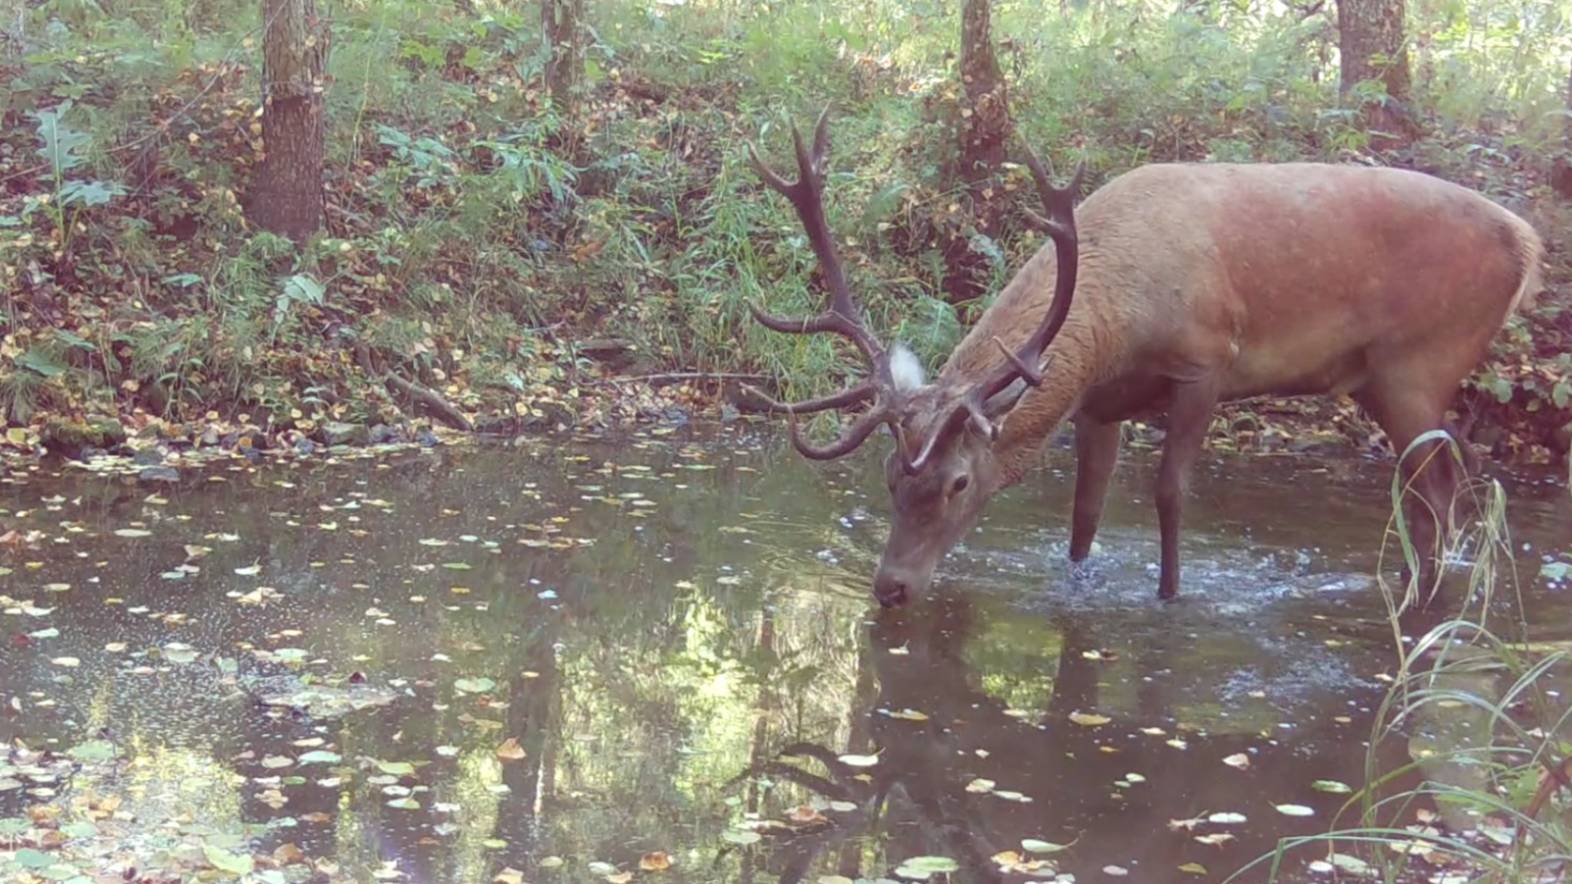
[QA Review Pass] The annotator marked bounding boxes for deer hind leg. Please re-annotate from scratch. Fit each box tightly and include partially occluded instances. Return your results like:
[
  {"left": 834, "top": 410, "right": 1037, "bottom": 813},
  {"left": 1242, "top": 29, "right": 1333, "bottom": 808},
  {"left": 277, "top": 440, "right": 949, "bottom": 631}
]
[
  {"left": 1155, "top": 378, "right": 1222, "bottom": 601},
  {"left": 1070, "top": 417, "right": 1122, "bottom": 563},
  {"left": 1355, "top": 380, "right": 1464, "bottom": 608}
]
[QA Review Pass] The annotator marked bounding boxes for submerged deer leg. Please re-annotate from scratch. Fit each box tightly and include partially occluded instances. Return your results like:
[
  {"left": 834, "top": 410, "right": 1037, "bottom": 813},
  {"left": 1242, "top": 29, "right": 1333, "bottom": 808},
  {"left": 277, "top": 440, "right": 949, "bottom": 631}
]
[
  {"left": 1155, "top": 378, "right": 1221, "bottom": 601},
  {"left": 1355, "top": 380, "right": 1461, "bottom": 608},
  {"left": 1070, "top": 417, "right": 1122, "bottom": 562}
]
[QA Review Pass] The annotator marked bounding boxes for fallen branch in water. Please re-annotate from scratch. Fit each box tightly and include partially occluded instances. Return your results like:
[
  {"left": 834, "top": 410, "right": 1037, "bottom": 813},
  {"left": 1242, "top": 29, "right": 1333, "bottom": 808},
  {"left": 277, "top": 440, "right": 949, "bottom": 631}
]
[{"left": 355, "top": 344, "right": 473, "bottom": 432}]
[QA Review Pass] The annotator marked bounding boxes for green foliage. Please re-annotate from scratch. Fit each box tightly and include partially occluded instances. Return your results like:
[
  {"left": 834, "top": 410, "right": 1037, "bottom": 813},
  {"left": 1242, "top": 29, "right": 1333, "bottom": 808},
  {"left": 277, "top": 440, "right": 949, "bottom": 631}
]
[{"left": 0, "top": 0, "right": 1569, "bottom": 449}]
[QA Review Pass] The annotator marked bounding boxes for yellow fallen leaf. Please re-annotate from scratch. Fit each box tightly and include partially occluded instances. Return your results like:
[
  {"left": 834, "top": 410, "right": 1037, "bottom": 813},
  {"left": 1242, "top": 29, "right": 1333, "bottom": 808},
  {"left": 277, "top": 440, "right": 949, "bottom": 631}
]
[
  {"left": 1069, "top": 711, "right": 1110, "bottom": 726},
  {"left": 495, "top": 738, "right": 526, "bottom": 761},
  {"left": 638, "top": 851, "right": 672, "bottom": 871}
]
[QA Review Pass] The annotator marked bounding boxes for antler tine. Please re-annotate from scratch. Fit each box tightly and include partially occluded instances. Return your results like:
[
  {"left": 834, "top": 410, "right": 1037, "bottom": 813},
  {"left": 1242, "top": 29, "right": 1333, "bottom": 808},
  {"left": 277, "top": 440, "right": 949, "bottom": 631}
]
[
  {"left": 898, "top": 140, "right": 1084, "bottom": 474},
  {"left": 787, "top": 405, "right": 892, "bottom": 460},
  {"left": 744, "top": 107, "right": 883, "bottom": 362},
  {"left": 740, "top": 380, "right": 876, "bottom": 416},
  {"left": 975, "top": 141, "right": 1082, "bottom": 403}
]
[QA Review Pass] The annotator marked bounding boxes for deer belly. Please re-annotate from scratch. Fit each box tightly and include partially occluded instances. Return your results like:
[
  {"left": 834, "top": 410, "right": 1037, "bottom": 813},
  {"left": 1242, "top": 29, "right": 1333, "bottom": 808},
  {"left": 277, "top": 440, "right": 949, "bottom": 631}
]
[{"left": 1222, "top": 347, "right": 1370, "bottom": 401}]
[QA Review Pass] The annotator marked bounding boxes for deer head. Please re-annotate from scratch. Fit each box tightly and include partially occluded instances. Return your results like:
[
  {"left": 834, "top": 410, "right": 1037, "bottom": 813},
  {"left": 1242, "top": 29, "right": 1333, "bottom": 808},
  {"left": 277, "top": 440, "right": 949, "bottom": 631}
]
[{"left": 743, "top": 108, "right": 1082, "bottom": 607}]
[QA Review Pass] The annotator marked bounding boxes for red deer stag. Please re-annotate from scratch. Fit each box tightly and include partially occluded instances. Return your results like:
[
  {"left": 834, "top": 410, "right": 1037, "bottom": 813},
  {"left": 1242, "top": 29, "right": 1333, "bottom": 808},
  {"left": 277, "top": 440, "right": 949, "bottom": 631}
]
[{"left": 743, "top": 109, "right": 1544, "bottom": 608}]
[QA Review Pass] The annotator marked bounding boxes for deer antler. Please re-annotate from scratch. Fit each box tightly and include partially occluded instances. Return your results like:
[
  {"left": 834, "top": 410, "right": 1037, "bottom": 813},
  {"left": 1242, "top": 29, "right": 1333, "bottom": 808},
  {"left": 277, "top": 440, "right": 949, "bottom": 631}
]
[
  {"left": 899, "top": 140, "right": 1083, "bottom": 475},
  {"left": 741, "top": 107, "right": 906, "bottom": 461}
]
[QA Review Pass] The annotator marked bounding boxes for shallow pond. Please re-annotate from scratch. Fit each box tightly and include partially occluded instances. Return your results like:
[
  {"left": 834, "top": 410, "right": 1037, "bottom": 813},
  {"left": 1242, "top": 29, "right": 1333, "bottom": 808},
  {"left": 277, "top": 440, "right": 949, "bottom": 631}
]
[{"left": 2, "top": 426, "right": 1569, "bottom": 884}]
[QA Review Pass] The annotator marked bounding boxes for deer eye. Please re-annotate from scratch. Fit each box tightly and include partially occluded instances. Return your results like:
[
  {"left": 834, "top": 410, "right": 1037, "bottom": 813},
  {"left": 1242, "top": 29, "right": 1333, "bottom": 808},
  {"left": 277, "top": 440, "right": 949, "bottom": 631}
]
[{"left": 948, "top": 475, "right": 970, "bottom": 497}]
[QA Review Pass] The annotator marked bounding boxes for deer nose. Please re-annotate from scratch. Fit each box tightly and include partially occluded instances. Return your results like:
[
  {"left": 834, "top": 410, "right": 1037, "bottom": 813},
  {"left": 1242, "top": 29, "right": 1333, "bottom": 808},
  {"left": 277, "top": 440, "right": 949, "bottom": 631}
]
[{"left": 873, "top": 572, "right": 910, "bottom": 608}]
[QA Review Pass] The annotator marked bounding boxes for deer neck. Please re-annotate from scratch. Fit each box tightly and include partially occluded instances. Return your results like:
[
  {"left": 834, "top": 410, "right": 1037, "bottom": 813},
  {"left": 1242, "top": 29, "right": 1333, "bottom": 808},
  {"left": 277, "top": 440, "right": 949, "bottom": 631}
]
[{"left": 956, "top": 318, "right": 1104, "bottom": 491}]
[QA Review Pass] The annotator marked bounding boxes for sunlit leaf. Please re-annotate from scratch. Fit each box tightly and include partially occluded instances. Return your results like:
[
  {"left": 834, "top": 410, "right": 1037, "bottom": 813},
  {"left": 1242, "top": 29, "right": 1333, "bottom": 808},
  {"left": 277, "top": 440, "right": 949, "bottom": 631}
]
[{"left": 1274, "top": 803, "right": 1314, "bottom": 817}]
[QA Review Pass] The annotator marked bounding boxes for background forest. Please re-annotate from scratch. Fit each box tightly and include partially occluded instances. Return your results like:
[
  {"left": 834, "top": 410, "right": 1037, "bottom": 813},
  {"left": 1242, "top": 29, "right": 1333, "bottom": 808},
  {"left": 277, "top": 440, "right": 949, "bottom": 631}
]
[{"left": 2, "top": 0, "right": 1571, "bottom": 461}]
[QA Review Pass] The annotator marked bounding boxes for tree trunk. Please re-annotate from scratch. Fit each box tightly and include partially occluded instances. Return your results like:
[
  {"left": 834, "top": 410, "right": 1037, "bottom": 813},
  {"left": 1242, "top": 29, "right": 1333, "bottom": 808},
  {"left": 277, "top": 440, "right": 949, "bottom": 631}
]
[
  {"left": 1552, "top": 55, "right": 1572, "bottom": 199},
  {"left": 958, "top": 0, "right": 1010, "bottom": 184},
  {"left": 1337, "top": 0, "right": 1418, "bottom": 139},
  {"left": 542, "top": 0, "right": 586, "bottom": 114},
  {"left": 249, "top": 0, "right": 327, "bottom": 243}
]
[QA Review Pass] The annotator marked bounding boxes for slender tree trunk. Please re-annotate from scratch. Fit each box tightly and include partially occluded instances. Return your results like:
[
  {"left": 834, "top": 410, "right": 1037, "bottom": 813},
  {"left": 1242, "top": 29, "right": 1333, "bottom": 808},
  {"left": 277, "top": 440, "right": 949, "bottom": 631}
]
[
  {"left": 1337, "top": 0, "right": 1418, "bottom": 139},
  {"left": 542, "top": 0, "right": 586, "bottom": 114},
  {"left": 1552, "top": 55, "right": 1572, "bottom": 199},
  {"left": 249, "top": 0, "right": 327, "bottom": 243},
  {"left": 958, "top": 0, "right": 1010, "bottom": 184}
]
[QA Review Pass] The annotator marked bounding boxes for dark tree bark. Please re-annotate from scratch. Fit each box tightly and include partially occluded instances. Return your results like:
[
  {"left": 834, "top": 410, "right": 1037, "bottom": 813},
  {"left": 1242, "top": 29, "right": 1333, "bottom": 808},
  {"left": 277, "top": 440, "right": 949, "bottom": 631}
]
[
  {"left": 248, "top": 0, "right": 328, "bottom": 243},
  {"left": 1552, "top": 56, "right": 1572, "bottom": 199},
  {"left": 542, "top": 0, "right": 586, "bottom": 114},
  {"left": 1337, "top": 0, "right": 1418, "bottom": 139},
  {"left": 957, "top": 0, "right": 1010, "bottom": 184}
]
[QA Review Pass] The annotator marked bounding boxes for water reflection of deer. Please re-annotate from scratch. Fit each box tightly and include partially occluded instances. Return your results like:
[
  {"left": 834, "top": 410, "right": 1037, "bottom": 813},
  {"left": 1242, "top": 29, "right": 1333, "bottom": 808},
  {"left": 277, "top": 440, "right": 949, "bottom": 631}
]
[{"left": 752, "top": 593, "right": 1404, "bottom": 883}]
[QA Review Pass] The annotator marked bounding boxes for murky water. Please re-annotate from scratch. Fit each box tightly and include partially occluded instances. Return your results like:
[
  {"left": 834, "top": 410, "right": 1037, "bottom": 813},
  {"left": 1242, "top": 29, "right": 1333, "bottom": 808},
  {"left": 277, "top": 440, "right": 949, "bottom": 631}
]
[{"left": 2, "top": 426, "right": 1568, "bottom": 883}]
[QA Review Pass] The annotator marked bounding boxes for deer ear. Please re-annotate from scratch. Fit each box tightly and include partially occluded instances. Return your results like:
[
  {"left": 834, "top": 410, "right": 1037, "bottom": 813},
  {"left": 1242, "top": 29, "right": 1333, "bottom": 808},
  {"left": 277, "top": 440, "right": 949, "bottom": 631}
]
[{"left": 982, "top": 376, "right": 1030, "bottom": 419}]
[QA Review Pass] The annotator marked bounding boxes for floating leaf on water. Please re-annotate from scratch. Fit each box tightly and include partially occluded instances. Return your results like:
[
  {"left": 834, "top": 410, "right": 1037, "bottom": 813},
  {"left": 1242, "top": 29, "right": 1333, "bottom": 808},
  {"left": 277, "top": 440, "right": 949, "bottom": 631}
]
[
  {"left": 235, "top": 563, "right": 262, "bottom": 576},
  {"left": 113, "top": 528, "right": 152, "bottom": 538},
  {"left": 1222, "top": 752, "right": 1250, "bottom": 770},
  {"left": 66, "top": 740, "right": 115, "bottom": 762},
  {"left": 28, "top": 627, "right": 59, "bottom": 639},
  {"left": 894, "top": 855, "right": 960, "bottom": 879},
  {"left": 1022, "top": 838, "right": 1071, "bottom": 854},
  {"left": 376, "top": 760, "right": 416, "bottom": 776},
  {"left": 204, "top": 844, "right": 255, "bottom": 875},
  {"left": 722, "top": 829, "right": 761, "bottom": 845},
  {"left": 298, "top": 750, "right": 341, "bottom": 765},
  {"left": 1207, "top": 811, "right": 1247, "bottom": 825},
  {"left": 455, "top": 677, "right": 496, "bottom": 694},
  {"left": 51, "top": 656, "right": 80, "bottom": 667},
  {"left": 1177, "top": 862, "right": 1208, "bottom": 875},
  {"left": 638, "top": 851, "right": 673, "bottom": 871},
  {"left": 441, "top": 562, "right": 472, "bottom": 571},
  {"left": 1275, "top": 803, "right": 1315, "bottom": 817},
  {"left": 435, "top": 745, "right": 459, "bottom": 757},
  {"left": 1068, "top": 711, "right": 1111, "bottom": 726},
  {"left": 493, "top": 869, "right": 526, "bottom": 884},
  {"left": 837, "top": 752, "right": 880, "bottom": 767},
  {"left": 1328, "top": 853, "right": 1374, "bottom": 876},
  {"left": 1194, "top": 832, "right": 1235, "bottom": 846},
  {"left": 1103, "top": 865, "right": 1129, "bottom": 877},
  {"left": 387, "top": 797, "right": 420, "bottom": 810},
  {"left": 964, "top": 777, "right": 996, "bottom": 793},
  {"left": 1311, "top": 779, "right": 1352, "bottom": 794},
  {"left": 164, "top": 643, "right": 198, "bottom": 664}
]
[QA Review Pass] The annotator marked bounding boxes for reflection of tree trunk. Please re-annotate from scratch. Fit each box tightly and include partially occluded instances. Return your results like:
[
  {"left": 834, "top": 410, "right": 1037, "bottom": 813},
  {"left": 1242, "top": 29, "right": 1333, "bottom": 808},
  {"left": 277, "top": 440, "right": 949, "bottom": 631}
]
[
  {"left": 249, "top": 0, "right": 327, "bottom": 242},
  {"left": 493, "top": 627, "right": 562, "bottom": 872},
  {"left": 739, "top": 606, "right": 776, "bottom": 884},
  {"left": 832, "top": 634, "right": 879, "bottom": 880},
  {"left": 1337, "top": 0, "right": 1419, "bottom": 142},
  {"left": 1045, "top": 616, "right": 1099, "bottom": 720}
]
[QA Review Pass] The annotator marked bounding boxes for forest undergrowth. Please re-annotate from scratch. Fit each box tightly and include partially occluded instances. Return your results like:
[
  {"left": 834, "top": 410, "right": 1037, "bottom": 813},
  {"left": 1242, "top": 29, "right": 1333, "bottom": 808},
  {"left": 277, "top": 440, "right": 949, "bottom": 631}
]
[{"left": 2, "top": 0, "right": 1570, "bottom": 466}]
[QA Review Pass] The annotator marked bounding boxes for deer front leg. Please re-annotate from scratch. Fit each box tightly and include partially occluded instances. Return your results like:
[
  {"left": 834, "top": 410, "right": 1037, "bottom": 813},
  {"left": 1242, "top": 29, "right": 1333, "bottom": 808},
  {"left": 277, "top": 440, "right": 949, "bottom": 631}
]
[
  {"left": 1155, "top": 378, "right": 1220, "bottom": 600},
  {"left": 1070, "top": 417, "right": 1122, "bottom": 562}
]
